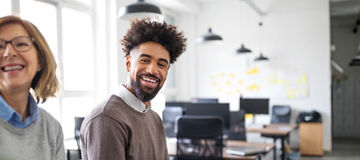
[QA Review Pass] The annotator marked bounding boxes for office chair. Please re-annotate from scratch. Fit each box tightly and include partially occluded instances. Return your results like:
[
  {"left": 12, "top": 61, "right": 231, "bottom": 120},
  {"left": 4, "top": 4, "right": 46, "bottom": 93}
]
[
  {"left": 263, "top": 105, "right": 292, "bottom": 160},
  {"left": 271, "top": 105, "right": 291, "bottom": 124},
  {"left": 162, "top": 107, "right": 184, "bottom": 137},
  {"left": 176, "top": 116, "right": 223, "bottom": 160},
  {"left": 74, "top": 117, "right": 85, "bottom": 159},
  {"left": 228, "top": 110, "right": 246, "bottom": 141}
]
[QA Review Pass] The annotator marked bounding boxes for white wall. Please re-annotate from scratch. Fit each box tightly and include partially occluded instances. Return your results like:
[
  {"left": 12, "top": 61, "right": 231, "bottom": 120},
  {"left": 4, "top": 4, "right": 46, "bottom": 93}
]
[{"left": 175, "top": 0, "right": 332, "bottom": 151}]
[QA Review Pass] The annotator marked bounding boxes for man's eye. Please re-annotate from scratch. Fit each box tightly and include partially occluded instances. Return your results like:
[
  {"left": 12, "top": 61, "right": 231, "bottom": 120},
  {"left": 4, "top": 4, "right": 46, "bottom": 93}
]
[
  {"left": 158, "top": 62, "right": 168, "bottom": 68},
  {"left": 140, "top": 59, "right": 150, "bottom": 63}
]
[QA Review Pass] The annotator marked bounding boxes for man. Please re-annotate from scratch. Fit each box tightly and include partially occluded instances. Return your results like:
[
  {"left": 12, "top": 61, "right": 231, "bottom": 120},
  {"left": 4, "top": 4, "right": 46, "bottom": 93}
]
[{"left": 80, "top": 19, "right": 186, "bottom": 160}]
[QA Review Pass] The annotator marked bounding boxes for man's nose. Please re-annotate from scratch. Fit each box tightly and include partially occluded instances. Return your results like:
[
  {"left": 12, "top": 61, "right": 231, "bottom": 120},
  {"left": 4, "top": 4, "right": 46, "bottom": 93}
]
[{"left": 146, "top": 62, "right": 158, "bottom": 75}]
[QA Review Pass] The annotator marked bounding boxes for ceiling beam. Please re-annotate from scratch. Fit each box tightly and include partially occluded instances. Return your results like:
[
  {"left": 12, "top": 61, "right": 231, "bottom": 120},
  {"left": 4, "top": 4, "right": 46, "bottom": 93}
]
[{"left": 242, "top": 0, "right": 266, "bottom": 16}]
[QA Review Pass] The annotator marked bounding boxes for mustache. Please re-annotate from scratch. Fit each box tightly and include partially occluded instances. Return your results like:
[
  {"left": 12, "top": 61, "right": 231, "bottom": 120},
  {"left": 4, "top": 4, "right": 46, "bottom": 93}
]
[{"left": 138, "top": 73, "right": 160, "bottom": 81}]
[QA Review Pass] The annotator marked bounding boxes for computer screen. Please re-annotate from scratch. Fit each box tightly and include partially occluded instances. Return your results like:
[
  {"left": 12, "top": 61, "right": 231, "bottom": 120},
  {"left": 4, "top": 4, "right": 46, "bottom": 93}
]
[
  {"left": 191, "top": 98, "right": 219, "bottom": 103},
  {"left": 239, "top": 98, "right": 269, "bottom": 114},
  {"left": 185, "top": 103, "right": 230, "bottom": 129}
]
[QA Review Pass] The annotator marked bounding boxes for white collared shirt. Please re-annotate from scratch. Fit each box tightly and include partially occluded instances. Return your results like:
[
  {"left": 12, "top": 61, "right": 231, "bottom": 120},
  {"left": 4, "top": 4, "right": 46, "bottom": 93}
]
[{"left": 113, "top": 85, "right": 151, "bottom": 113}]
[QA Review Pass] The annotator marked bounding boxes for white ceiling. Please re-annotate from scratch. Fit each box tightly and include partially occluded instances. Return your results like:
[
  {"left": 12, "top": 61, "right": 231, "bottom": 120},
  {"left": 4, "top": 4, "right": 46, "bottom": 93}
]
[{"left": 190, "top": 0, "right": 360, "bottom": 16}]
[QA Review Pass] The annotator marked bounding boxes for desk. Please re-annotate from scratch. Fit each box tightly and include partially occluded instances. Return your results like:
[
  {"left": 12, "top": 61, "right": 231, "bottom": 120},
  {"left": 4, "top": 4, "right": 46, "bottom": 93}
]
[
  {"left": 167, "top": 138, "right": 274, "bottom": 160},
  {"left": 247, "top": 124, "right": 297, "bottom": 160}
]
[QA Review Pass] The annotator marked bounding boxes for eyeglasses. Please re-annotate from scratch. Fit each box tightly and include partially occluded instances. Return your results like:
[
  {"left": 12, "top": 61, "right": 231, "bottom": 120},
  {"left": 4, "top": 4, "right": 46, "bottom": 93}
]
[{"left": 0, "top": 36, "right": 34, "bottom": 54}]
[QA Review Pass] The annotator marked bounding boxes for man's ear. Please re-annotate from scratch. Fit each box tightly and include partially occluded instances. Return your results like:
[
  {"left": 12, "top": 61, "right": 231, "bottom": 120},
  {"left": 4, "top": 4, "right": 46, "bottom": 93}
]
[{"left": 125, "top": 56, "right": 131, "bottom": 72}]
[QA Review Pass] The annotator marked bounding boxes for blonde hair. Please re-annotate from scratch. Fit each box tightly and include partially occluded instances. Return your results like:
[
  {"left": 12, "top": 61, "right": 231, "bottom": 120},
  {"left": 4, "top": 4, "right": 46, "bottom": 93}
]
[{"left": 0, "top": 15, "right": 59, "bottom": 103}]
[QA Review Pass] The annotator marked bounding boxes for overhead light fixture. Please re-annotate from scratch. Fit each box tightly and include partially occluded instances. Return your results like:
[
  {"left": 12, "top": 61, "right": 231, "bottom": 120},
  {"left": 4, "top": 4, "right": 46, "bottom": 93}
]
[
  {"left": 254, "top": 53, "right": 269, "bottom": 61},
  {"left": 236, "top": 44, "right": 252, "bottom": 53},
  {"left": 254, "top": 21, "right": 269, "bottom": 62},
  {"left": 349, "top": 49, "right": 360, "bottom": 66},
  {"left": 236, "top": 1, "right": 251, "bottom": 54},
  {"left": 198, "top": 28, "right": 223, "bottom": 43},
  {"left": 118, "top": 0, "right": 164, "bottom": 21}
]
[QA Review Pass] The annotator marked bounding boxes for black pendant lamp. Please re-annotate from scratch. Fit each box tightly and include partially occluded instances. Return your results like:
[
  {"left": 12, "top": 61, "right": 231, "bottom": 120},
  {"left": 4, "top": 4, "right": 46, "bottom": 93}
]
[
  {"left": 236, "top": 44, "right": 252, "bottom": 54},
  {"left": 349, "top": 50, "right": 360, "bottom": 66},
  {"left": 198, "top": 28, "right": 223, "bottom": 43},
  {"left": 236, "top": 2, "right": 251, "bottom": 54},
  {"left": 254, "top": 53, "right": 269, "bottom": 61},
  {"left": 118, "top": 0, "right": 164, "bottom": 21},
  {"left": 254, "top": 22, "right": 268, "bottom": 61}
]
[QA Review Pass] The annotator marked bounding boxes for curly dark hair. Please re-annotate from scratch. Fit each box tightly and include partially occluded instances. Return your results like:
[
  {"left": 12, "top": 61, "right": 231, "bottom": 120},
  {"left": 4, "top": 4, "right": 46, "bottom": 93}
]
[{"left": 121, "top": 19, "right": 187, "bottom": 64}]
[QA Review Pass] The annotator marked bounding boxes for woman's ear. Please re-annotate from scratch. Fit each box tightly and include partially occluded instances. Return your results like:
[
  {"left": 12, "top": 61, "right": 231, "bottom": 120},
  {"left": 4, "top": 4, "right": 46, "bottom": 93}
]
[{"left": 37, "top": 63, "right": 42, "bottom": 72}]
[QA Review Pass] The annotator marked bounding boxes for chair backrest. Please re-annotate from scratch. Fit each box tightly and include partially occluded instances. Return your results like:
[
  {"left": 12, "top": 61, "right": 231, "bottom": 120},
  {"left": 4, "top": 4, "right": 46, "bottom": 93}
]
[
  {"left": 162, "top": 107, "right": 184, "bottom": 137},
  {"left": 176, "top": 116, "right": 223, "bottom": 160},
  {"left": 74, "top": 117, "right": 85, "bottom": 159},
  {"left": 271, "top": 105, "right": 291, "bottom": 123},
  {"left": 228, "top": 110, "right": 246, "bottom": 141}
]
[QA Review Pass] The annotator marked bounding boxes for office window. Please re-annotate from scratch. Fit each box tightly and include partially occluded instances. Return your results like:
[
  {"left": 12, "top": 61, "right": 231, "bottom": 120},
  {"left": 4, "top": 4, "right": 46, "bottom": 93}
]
[
  {"left": 62, "top": 8, "right": 94, "bottom": 91},
  {"left": 0, "top": 0, "right": 11, "bottom": 17},
  {"left": 16, "top": 0, "right": 98, "bottom": 139},
  {"left": 75, "top": 0, "right": 92, "bottom": 5},
  {"left": 20, "top": 0, "right": 58, "bottom": 61}
]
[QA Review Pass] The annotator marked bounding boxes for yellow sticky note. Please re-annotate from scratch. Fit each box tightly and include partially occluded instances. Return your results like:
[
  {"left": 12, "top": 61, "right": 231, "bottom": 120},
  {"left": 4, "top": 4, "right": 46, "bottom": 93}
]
[
  {"left": 237, "top": 80, "right": 244, "bottom": 85},
  {"left": 235, "top": 89, "right": 242, "bottom": 94},
  {"left": 245, "top": 114, "right": 253, "bottom": 120},
  {"left": 211, "top": 82, "right": 218, "bottom": 86},
  {"left": 246, "top": 84, "right": 259, "bottom": 91},
  {"left": 286, "top": 88, "right": 294, "bottom": 99},
  {"left": 226, "top": 81, "right": 232, "bottom": 86},
  {"left": 247, "top": 68, "right": 259, "bottom": 74}
]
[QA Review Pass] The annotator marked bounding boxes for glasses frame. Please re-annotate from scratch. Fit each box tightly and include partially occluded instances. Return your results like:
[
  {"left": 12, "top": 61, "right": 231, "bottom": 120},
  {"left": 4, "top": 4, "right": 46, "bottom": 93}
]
[{"left": 0, "top": 36, "right": 35, "bottom": 53}]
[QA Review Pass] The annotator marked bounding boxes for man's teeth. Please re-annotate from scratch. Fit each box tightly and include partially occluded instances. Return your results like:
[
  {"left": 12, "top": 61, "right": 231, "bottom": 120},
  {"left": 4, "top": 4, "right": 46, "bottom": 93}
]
[
  {"left": 142, "top": 77, "right": 157, "bottom": 83},
  {"left": 3, "top": 65, "right": 23, "bottom": 71}
]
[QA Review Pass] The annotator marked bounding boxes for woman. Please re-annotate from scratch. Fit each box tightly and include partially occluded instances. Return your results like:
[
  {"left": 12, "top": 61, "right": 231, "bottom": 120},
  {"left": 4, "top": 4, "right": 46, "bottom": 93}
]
[{"left": 0, "top": 16, "right": 65, "bottom": 160}]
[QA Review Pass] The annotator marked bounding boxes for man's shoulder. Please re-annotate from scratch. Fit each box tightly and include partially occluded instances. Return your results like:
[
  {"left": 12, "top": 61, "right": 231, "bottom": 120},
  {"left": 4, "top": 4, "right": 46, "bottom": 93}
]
[{"left": 81, "top": 95, "right": 129, "bottom": 127}]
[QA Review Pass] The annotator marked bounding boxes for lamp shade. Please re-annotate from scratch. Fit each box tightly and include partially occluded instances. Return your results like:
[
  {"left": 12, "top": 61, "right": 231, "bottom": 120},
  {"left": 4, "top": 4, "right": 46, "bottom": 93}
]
[
  {"left": 254, "top": 53, "right": 269, "bottom": 61},
  {"left": 198, "top": 28, "right": 223, "bottom": 42},
  {"left": 236, "top": 44, "right": 252, "bottom": 54},
  {"left": 118, "top": 0, "right": 164, "bottom": 21}
]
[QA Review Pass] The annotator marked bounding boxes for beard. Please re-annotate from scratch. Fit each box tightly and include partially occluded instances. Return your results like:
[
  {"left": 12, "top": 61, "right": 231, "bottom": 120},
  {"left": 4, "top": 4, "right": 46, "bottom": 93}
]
[{"left": 131, "top": 73, "right": 162, "bottom": 102}]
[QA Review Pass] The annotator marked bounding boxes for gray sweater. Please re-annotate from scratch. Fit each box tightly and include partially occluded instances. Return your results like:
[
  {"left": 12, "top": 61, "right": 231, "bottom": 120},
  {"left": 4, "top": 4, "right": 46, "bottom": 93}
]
[{"left": 0, "top": 108, "right": 65, "bottom": 160}]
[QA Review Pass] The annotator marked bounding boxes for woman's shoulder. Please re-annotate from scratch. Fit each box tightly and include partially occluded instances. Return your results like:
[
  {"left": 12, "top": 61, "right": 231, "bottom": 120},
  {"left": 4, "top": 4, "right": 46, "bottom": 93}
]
[{"left": 38, "top": 108, "right": 62, "bottom": 129}]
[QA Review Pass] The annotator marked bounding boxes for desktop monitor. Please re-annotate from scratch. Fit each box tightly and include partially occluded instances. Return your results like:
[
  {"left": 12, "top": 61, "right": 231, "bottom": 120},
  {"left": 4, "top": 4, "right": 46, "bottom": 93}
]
[
  {"left": 191, "top": 98, "right": 219, "bottom": 103},
  {"left": 185, "top": 103, "right": 230, "bottom": 129},
  {"left": 239, "top": 98, "right": 269, "bottom": 114},
  {"left": 165, "top": 102, "right": 189, "bottom": 108}
]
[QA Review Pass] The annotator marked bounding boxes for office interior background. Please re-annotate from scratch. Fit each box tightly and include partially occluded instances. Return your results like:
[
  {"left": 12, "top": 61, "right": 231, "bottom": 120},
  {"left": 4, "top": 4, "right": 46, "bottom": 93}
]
[{"left": 1, "top": 0, "right": 360, "bottom": 155}]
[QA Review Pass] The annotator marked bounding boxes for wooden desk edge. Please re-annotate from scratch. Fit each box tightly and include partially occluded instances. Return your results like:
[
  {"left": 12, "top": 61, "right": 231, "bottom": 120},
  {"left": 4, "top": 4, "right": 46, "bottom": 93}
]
[{"left": 246, "top": 124, "right": 298, "bottom": 135}]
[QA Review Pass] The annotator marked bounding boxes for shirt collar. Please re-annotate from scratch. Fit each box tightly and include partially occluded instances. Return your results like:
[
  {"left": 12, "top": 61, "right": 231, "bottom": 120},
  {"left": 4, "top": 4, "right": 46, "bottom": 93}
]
[
  {"left": 0, "top": 93, "right": 39, "bottom": 128},
  {"left": 113, "top": 84, "right": 151, "bottom": 113}
]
